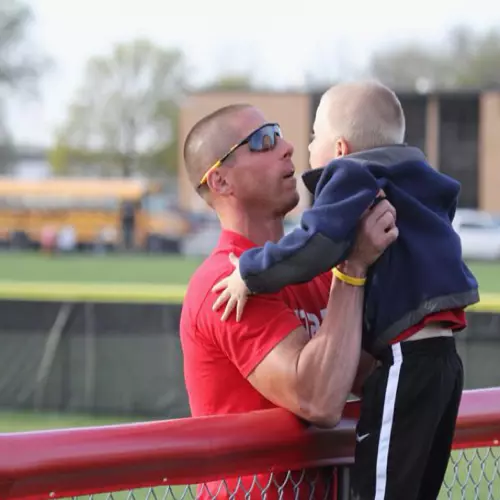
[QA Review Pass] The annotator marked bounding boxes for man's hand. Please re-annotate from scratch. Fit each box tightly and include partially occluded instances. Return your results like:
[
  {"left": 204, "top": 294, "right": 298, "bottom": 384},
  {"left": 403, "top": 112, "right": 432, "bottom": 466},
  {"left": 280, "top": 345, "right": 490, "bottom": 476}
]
[
  {"left": 211, "top": 253, "right": 251, "bottom": 322},
  {"left": 343, "top": 198, "right": 398, "bottom": 276}
]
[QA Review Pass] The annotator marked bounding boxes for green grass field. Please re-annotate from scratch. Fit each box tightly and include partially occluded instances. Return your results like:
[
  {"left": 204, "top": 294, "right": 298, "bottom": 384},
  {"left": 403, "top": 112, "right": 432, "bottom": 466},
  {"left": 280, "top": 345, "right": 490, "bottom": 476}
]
[
  {"left": 0, "top": 251, "right": 202, "bottom": 285},
  {"left": 0, "top": 252, "right": 499, "bottom": 309},
  {"left": 1, "top": 251, "right": 500, "bottom": 295},
  {"left": 0, "top": 410, "right": 135, "bottom": 432},
  {"left": 0, "top": 251, "right": 204, "bottom": 303},
  {"left": 0, "top": 252, "right": 497, "bottom": 290}
]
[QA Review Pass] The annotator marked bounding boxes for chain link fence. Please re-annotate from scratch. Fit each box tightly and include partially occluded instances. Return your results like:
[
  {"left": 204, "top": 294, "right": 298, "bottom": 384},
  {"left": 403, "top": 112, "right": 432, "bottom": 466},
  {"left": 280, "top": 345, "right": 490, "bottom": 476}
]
[
  {"left": 0, "top": 299, "right": 499, "bottom": 420},
  {"left": 47, "top": 447, "right": 499, "bottom": 500},
  {"left": 44, "top": 469, "right": 335, "bottom": 500},
  {"left": 0, "top": 300, "right": 190, "bottom": 418},
  {"left": 442, "top": 447, "right": 500, "bottom": 499}
]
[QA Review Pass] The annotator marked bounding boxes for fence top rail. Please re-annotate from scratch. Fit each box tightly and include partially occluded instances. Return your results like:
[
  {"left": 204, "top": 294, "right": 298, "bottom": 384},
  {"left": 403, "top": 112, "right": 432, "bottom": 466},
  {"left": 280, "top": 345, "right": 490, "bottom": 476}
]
[
  {"left": 0, "top": 387, "right": 499, "bottom": 500},
  {"left": 0, "top": 282, "right": 499, "bottom": 310},
  {"left": 0, "top": 281, "right": 185, "bottom": 304}
]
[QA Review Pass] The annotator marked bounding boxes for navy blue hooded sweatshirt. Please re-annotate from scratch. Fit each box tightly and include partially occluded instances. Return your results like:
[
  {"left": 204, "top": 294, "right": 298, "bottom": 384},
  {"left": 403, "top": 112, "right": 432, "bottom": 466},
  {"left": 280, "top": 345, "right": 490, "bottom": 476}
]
[{"left": 238, "top": 145, "right": 479, "bottom": 355}]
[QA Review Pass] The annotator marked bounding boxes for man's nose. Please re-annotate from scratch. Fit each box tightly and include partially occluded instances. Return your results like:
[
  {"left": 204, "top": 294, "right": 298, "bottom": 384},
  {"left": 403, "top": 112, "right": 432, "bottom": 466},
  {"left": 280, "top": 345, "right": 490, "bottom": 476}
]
[{"left": 280, "top": 138, "right": 294, "bottom": 158}]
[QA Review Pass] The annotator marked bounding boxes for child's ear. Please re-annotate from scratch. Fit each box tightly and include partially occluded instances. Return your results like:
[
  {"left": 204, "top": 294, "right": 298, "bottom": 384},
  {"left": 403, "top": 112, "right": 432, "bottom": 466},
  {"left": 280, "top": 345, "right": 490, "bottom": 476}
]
[{"left": 335, "top": 137, "right": 350, "bottom": 158}]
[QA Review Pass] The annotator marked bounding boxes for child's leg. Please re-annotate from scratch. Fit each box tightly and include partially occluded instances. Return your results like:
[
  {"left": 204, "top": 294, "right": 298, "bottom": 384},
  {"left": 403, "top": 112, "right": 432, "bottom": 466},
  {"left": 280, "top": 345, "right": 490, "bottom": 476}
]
[
  {"left": 351, "top": 337, "right": 463, "bottom": 500},
  {"left": 417, "top": 353, "right": 463, "bottom": 499}
]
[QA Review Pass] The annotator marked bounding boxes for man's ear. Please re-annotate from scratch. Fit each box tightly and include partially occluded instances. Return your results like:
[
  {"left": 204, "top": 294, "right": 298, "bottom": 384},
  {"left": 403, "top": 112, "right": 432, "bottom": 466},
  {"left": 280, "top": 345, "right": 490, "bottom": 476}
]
[{"left": 207, "top": 169, "right": 232, "bottom": 195}]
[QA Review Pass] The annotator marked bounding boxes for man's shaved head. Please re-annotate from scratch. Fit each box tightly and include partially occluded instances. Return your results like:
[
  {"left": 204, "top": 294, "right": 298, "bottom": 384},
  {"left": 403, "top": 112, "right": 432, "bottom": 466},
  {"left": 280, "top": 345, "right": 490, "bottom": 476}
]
[
  {"left": 318, "top": 80, "right": 405, "bottom": 151},
  {"left": 183, "top": 104, "right": 252, "bottom": 193}
]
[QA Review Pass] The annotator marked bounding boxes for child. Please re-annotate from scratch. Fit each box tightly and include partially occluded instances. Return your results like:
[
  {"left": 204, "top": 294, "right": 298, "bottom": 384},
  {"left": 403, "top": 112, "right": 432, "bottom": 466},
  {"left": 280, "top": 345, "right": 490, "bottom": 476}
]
[{"left": 211, "top": 144, "right": 479, "bottom": 500}]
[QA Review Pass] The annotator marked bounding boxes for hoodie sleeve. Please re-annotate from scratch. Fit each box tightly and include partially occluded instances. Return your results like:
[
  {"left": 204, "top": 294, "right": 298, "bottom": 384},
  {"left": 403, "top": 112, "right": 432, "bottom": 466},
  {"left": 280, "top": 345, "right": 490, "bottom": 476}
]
[{"left": 239, "top": 160, "right": 384, "bottom": 294}]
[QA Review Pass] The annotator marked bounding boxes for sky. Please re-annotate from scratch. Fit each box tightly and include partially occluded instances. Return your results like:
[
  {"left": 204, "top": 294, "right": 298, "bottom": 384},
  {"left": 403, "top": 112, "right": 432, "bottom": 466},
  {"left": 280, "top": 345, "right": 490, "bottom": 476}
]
[{"left": 7, "top": 0, "right": 500, "bottom": 147}]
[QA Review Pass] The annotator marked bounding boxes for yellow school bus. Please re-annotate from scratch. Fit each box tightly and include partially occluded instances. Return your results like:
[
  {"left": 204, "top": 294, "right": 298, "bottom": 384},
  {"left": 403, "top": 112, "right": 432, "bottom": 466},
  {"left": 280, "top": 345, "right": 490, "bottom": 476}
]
[{"left": 0, "top": 177, "right": 191, "bottom": 251}]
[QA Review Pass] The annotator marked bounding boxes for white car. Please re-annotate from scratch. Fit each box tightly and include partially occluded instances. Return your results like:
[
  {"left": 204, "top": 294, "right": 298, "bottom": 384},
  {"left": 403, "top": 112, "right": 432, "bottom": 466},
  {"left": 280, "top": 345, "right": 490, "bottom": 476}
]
[
  {"left": 181, "top": 219, "right": 300, "bottom": 257},
  {"left": 181, "top": 225, "right": 221, "bottom": 257},
  {"left": 453, "top": 209, "right": 500, "bottom": 261}
]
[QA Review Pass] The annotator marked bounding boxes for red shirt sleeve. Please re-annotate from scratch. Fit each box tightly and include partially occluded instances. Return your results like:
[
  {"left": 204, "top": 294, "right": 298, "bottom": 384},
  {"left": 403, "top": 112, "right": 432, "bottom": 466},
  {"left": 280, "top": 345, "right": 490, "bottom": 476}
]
[{"left": 197, "top": 288, "right": 302, "bottom": 379}]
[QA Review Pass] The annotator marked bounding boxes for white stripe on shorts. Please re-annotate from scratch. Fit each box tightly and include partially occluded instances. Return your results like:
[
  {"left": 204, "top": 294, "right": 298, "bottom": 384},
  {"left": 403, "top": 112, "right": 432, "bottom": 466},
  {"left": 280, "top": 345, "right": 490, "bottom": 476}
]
[{"left": 374, "top": 343, "right": 403, "bottom": 500}]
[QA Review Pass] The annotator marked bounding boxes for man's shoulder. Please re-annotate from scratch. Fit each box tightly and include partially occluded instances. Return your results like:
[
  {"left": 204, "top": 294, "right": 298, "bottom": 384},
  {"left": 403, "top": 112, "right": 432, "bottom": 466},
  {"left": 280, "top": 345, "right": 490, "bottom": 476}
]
[
  {"left": 185, "top": 249, "right": 233, "bottom": 300},
  {"left": 180, "top": 251, "right": 233, "bottom": 338},
  {"left": 181, "top": 248, "right": 237, "bottom": 324}
]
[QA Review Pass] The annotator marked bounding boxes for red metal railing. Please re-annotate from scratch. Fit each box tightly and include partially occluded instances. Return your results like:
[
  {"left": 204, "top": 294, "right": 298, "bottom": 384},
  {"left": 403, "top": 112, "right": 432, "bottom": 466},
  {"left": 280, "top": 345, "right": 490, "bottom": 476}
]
[{"left": 0, "top": 387, "right": 499, "bottom": 500}]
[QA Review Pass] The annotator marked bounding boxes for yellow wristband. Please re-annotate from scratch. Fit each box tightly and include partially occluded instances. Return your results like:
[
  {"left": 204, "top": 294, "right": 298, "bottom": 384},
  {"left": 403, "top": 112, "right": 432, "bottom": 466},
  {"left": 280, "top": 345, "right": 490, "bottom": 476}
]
[{"left": 332, "top": 267, "right": 366, "bottom": 286}]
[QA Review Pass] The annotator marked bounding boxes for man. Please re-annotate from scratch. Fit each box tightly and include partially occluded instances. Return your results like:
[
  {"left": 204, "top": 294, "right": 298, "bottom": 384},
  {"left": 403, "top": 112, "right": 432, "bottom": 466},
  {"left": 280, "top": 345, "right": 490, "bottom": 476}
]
[
  {"left": 120, "top": 200, "right": 136, "bottom": 250},
  {"left": 180, "top": 102, "right": 398, "bottom": 499},
  {"left": 211, "top": 82, "right": 472, "bottom": 500}
]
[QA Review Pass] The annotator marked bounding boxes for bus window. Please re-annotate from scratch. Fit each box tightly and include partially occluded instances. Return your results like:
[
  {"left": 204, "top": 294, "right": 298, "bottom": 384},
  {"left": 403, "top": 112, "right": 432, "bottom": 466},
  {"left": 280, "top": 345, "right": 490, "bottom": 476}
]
[{"left": 142, "top": 193, "right": 166, "bottom": 214}]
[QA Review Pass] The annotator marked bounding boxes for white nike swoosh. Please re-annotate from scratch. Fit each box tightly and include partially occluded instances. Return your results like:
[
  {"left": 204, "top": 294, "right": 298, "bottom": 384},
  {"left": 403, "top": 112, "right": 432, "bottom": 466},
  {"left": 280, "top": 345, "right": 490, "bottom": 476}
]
[{"left": 356, "top": 433, "right": 370, "bottom": 442}]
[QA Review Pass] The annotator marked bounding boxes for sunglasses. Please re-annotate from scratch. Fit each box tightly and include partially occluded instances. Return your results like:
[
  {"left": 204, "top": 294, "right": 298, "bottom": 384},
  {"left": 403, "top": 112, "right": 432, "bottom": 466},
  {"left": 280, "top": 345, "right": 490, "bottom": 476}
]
[{"left": 198, "top": 123, "right": 282, "bottom": 187}]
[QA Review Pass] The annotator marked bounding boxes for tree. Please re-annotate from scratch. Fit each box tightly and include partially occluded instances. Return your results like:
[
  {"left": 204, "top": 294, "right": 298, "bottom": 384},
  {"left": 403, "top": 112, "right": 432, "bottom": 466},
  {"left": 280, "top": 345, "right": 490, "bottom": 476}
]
[
  {"left": 449, "top": 27, "right": 500, "bottom": 87},
  {"left": 202, "top": 73, "right": 253, "bottom": 91},
  {"left": 0, "top": 101, "right": 14, "bottom": 173},
  {"left": 0, "top": 0, "right": 48, "bottom": 166},
  {"left": 51, "top": 39, "right": 187, "bottom": 177},
  {"left": 369, "top": 44, "right": 449, "bottom": 91},
  {"left": 0, "top": 0, "right": 47, "bottom": 95},
  {"left": 368, "top": 26, "right": 500, "bottom": 90}
]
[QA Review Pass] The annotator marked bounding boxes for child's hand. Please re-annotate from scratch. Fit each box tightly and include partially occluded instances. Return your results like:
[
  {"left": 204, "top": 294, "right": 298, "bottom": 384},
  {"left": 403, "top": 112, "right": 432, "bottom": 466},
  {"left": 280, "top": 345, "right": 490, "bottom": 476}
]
[{"left": 211, "top": 253, "right": 250, "bottom": 322}]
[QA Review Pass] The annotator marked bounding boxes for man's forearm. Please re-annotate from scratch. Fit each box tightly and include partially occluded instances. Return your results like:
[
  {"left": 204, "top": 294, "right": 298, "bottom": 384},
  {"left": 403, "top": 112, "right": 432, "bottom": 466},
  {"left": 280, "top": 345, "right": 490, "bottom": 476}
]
[
  {"left": 351, "top": 351, "right": 378, "bottom": 398},
  {"left": 295, "top": 265, "right": 365, "bottom": 427}
]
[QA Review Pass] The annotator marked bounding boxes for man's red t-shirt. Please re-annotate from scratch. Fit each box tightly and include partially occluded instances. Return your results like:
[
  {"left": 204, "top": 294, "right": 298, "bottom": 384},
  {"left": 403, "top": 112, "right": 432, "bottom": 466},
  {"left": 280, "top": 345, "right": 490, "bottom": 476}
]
[{"left": 180, "top": 230, "right": 333, "bottom": 499}]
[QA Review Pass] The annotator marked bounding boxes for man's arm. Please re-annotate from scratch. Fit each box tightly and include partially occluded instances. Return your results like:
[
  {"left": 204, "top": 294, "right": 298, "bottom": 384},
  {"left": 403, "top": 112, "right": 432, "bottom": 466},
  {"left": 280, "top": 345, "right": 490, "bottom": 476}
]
[
  {"left": 248, "top": 262, "right": 365, "bottom": 427},
  {"left": 247, "top": 200, "right": 398, "bottom": 427},
  {"left": 239, "top": 162, "right": 381, "bottom": 294},
  {"left": 351, "top": 350, "right": 378, "bottom": 398}
]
